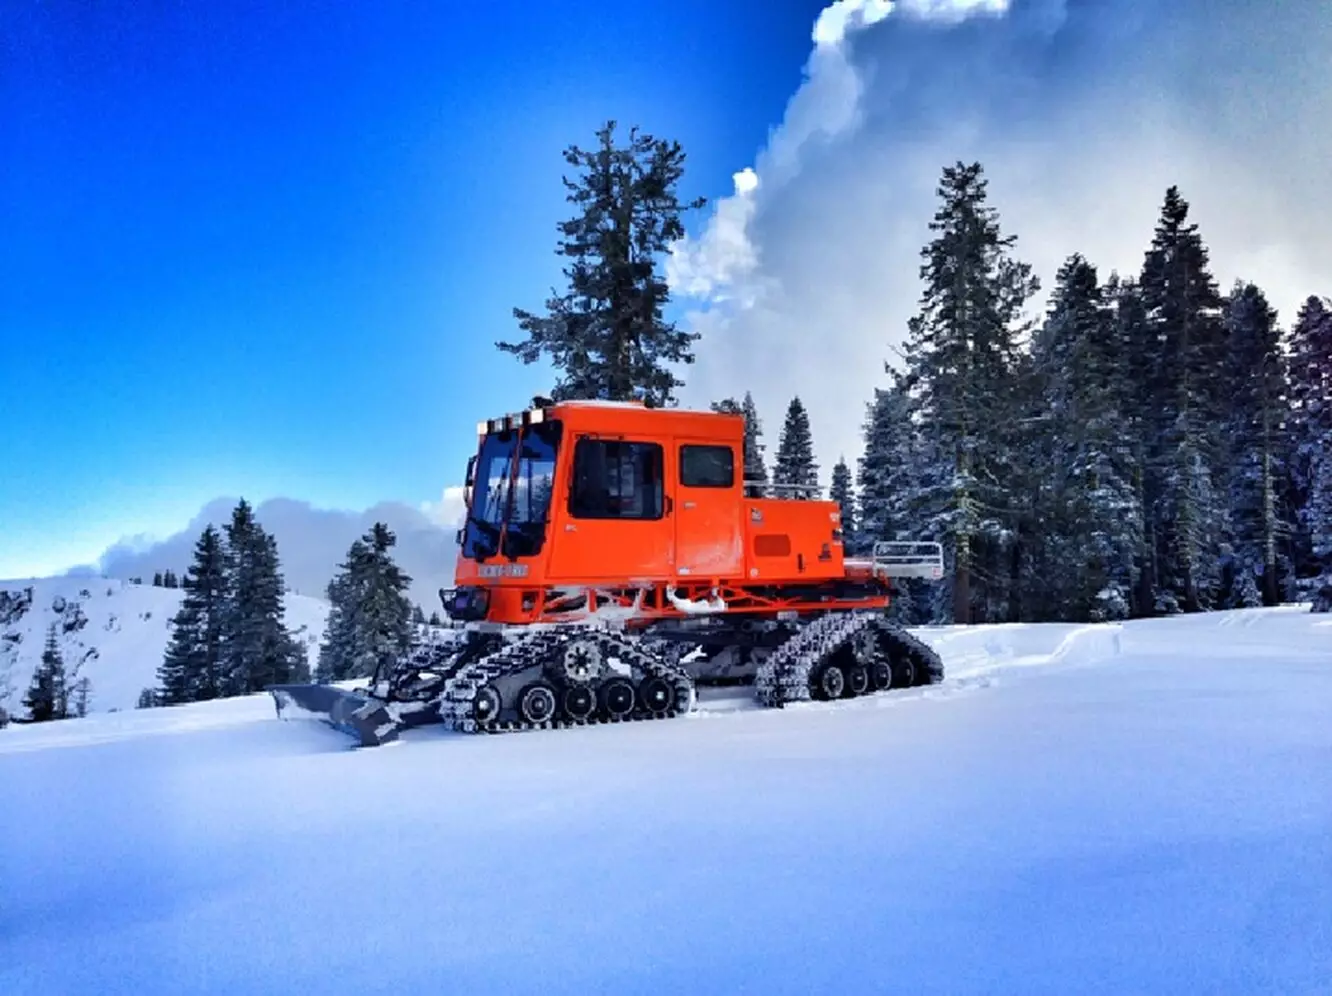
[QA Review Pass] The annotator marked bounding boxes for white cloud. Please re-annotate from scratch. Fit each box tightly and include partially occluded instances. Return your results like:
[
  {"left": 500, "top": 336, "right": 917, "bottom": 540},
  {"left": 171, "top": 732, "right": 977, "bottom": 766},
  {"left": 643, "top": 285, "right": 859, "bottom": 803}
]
[
  {"left": 79, "top": 497, "right": 461, "bottom": 609},
  {"left": 669, "top": 0, "right": 1332, "bottom": 482},
  {"left": 420, "top": 485, "right": 468, "bottom": 531}
]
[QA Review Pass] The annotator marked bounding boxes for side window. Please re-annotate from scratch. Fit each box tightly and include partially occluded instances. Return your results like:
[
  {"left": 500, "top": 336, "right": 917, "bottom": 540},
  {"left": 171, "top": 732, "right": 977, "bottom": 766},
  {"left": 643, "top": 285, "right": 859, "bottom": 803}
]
[
  {"left": 680, "top": 444, "right": 735, "bottom": 488},
  {"left": 569, "top": 439, "right": 664, "bottom": 520}
]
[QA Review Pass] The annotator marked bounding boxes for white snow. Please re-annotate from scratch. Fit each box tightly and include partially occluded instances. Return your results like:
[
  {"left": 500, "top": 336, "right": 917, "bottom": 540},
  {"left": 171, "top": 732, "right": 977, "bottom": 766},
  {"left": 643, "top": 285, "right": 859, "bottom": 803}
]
[
  {"left": 1, "top": 606, "right": 1329, "bottom": 994},
  {"left": 0, "top": 576, "right": 329, "bottom": 717}
]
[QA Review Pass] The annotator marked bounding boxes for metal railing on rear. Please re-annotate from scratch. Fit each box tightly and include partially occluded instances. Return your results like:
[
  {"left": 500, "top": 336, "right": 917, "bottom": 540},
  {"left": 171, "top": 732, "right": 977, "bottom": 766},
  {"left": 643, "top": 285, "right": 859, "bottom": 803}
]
[
  {"left": 743, "top": 480, "right": 824, "bottom": 500},
  {"left": 870, "top": 541, "right": 945, "bottom": 579}
]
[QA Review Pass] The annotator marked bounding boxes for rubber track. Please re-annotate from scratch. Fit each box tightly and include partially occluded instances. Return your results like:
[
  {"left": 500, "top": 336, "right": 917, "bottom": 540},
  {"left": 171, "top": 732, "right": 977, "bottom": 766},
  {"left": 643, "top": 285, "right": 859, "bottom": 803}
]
[
  {"left": 436, "top": 627, "right": 694, "bottom": 734},
  {"left": 753, "top": 611, "right": 943, "bottom": 707}
]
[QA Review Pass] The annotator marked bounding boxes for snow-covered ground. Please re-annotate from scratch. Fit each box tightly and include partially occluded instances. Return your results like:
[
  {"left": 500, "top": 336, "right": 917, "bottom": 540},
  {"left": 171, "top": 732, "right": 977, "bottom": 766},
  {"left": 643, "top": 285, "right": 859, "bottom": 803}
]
[
  {"left": 0, "top": 576, "right": 329, "bottom": 717},
  {"left": 1, "top": 607, "right": 1329, "bottom": 994}
]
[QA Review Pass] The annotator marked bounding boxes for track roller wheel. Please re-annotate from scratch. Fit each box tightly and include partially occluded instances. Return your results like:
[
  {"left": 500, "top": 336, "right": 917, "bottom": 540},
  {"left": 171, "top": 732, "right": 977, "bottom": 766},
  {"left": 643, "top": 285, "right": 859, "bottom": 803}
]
[
  {"left": 892, "top": 654, "right": 916, "bottom": 688},
  {"left": 870, "top": 661, "right": 893, "bottom": 690},
  {"left": 599, "top": 677, "right": 636, "bottom": 720},
  {"left": 518, "top": 682, "right": 557, "bottom": 725},
  {"left": 844, "top": 663, "right": 869, "bottom": 697},
  {"left": 561, "top": 684, "right": 595, "bottom": 721},
  {"left": 813, "top": 663, "right": 845, "bottom": 701},
  {"left": 473, "top": 685, "right": 502, "bottom": 724},
  {"left": 638, "top": 676, "right": 673, "bottom": 715},
  {"left": 672, "top": 678, "right": 696, "bottom": 715}
]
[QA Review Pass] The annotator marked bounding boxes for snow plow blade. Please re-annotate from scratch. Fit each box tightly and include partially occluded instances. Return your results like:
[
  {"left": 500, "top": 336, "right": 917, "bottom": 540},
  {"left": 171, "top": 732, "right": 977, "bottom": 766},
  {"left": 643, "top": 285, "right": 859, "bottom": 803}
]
[{"left": 268, "top": 684, "right": 402, "bottom": 748}]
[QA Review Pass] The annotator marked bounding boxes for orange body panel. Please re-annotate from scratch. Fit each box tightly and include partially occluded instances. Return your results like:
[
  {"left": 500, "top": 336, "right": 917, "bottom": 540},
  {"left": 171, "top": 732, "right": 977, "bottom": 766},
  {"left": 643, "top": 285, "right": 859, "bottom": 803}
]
[{"left": 450, "top": 399, "right": 885, "bottom": 625}]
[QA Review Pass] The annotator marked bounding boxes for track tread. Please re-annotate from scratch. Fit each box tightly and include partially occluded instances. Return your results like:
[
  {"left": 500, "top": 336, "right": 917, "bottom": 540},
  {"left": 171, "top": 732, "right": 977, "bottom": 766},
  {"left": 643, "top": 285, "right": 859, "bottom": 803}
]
[
  {"left": 436, "top": 627, "right": 695, "bottom": 734},
  {"left": 753, "top": 611, "right": 944, "bottom": 707}
]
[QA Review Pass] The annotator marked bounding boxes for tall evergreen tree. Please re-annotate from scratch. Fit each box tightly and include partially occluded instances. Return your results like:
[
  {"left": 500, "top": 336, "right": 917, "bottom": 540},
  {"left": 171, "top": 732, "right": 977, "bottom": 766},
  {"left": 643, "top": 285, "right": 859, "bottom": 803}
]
[
  {"left": 317, "top": 524, "right": 415, "bottom": 682},
  {"left": 24, "top": 625, "right": 67, "bottom": 722},
  {"left": 856, "top": 379, "right": 915, "bottom": 552},
  {"left": 710, "top": 390, "right": 769, "bottom": 489},
  {"left": 1220, "top": 281, "right": 1289, "bottom": 607},
  {"left": 1138, "top": 185, "right": 1228, "bottom": 612},
  {"left": 740, "top": 391, "right": 769, "bottom": 489},
  {"left": 898, "top": 161, "right": 1039, "bottom": 623},
  {"left": 158, "top": 524, "right": 228, "bottom": 704},
  {"left": 773, "top": 397, "right": 819, "bottom": 496},
  {"left": 829, "top": 457, "right": 854, "bottom": 537},
  {"left": 220, "top": 500, "right": 299, "bottom": 696},
  {"left": 500, "top": 121, "right": 706, "bottom": 406},
  {"left": 1032, "top": 254, "right": 1141, "bottom": 620},
  {"left": 1287, "top": 295, "right": 1332, "bottom": 605}
]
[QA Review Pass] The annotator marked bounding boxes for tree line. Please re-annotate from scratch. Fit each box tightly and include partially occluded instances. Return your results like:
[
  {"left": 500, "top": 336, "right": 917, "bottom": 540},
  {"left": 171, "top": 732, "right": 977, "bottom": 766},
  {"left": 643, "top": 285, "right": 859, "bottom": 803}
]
[
  {"left": 137, "top": 503, "right": 427, "bottom": 708},
  {"left": 501, "top": 122, "right": 1332, "bottom": 622}
]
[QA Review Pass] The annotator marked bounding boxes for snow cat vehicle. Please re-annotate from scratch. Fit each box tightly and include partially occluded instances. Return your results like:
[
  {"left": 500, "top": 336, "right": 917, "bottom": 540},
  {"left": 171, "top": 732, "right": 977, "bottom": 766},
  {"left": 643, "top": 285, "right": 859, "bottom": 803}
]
[{"left": 270, "top": 398, "right": 946, "bottom": 746}]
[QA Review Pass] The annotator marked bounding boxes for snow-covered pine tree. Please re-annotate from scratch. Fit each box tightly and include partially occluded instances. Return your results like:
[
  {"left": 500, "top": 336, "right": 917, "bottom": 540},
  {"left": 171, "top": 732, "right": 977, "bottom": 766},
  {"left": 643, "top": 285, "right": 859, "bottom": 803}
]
[
  {"left": 856, "top": 379, "right": 913, "bottom": 551},
  {"left": 898, "top": 161, "right": 1039, "bottom": 624},
  {"left": 829, "top": 457, "right": 854, "bottom": 538},
  {"left": 501, "top": 121, "right": 707, "bottom": 407},
  {"left": 1221, "top": 280, "right": 1290, "bottom": 607},
  {"left": 855, "top": 378, "right": 936, "bottom": 623},
  {"left": 773, "top": 397, "right": 819, "bottom": 497},
  {"left": 1286, "top": 295, "right": 1332, "bottom": 608},
  {"left": 220, "top": 500, "right": 300, "bottom": 696},
  {"left": 316, "top": 524, "right": 415, "bottom": 681},
  {"left": 710, "top": 391, "right": 768, "bottom": 490},
  {"left": 740, "top": 391, "right": 768, "bottom": 490},
  {"left": 1033, "top": 254, "right": 1141, "bottom": 621},
  {"left": 157, "top": 524, "right": 228, "bottom": 704},
  {"left": 316, "top": 540, "right": 365, "bottom": 683},
  {"left": 24, "top": 624, "right": 68, "bottom": 721},
  {"left": 1138, "top": 185, "right": 1228, "bottom": 613}
]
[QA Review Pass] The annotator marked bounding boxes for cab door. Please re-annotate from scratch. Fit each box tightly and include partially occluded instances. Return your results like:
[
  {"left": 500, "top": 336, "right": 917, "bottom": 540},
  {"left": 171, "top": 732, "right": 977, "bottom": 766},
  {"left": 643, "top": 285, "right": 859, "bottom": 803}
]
[
  {"left": 546, "top": 434, "right": 675, "bottom": 582},
  {"left": 673, "top": 440, "right": 744, "bottom": 581}
]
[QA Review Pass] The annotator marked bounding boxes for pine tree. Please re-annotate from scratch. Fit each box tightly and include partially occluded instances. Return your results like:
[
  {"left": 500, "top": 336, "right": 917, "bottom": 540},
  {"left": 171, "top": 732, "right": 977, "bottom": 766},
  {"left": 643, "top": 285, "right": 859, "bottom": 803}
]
[
  {"left": 24, "top": 625, "right": 68, "bottom": 722},
  {"left": 158, "top": 524, "right": 228, "bottom": 704},
  {"left": 856, "top": 379, "right": 914, "bottom": 551},
  {"left": 1287, "top": 295, "right": 1332, "bottom": 606},
  {"left": 898, "top": 161, "right": 1039, "bottom": 623},
  {"left": 500, "top": 121, "right": 707, "bottom": 406},
  {"left": 1220, "top": 281, "right": 1289, "bottom": 607},
  {"left": 220, "top": 500, "right": 300, "bottom": 696},
  {"left": 428, "top": 610, "right": 442, "bottom": 627},
  {"left": 153, "top": 571, "right": 163, "bottom": 587},
  {"left": 1138, "top": 185, "right": 1228, "bottom": 612},
  {"left": 712, "top": 391, "right": 769, "bottom": 491},
  {"left": 316, "top": 524, "right": 414, "bottom": 682},
  {"left": 411, "top": 604, "right": 426, "bottom": 626},
  {"left": 1032, "top": 253, "right": 1141, "bottom": 620},
  {"left": 773, "top": 397, "right": 819, "bottom": 497},
  {"left": 830, "top": 457, "right": 854, "bottom": 537}
]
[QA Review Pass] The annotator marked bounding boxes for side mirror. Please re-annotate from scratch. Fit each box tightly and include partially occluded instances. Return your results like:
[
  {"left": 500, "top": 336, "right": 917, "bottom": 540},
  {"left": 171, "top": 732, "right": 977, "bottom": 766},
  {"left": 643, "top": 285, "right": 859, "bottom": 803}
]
[{"left": 464, "top": 455, "right": 477, "bottom": 488}]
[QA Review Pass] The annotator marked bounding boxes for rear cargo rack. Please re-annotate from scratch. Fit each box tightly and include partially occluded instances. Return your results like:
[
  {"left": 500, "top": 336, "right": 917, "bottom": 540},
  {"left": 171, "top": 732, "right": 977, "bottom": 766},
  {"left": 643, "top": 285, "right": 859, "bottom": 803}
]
[{"left": 870, "top": 541, "right": 945, "bottom": 579}]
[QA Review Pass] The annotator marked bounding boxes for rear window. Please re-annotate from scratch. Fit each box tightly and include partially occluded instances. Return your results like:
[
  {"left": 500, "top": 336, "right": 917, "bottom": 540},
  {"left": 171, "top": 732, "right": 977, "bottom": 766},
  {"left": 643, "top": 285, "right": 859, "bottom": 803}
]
[{"left": 680, "top": 445, "right": 735, "bottom": 488}]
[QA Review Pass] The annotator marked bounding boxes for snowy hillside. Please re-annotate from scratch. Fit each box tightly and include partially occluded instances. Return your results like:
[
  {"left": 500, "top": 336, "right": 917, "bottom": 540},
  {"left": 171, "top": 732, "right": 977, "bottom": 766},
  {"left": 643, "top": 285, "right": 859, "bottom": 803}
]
[
  {"left": 1, "top": 606, "right": 1327, "bottom": 993},
  {"left": 0, "top": 576, "right": 329, "bottom": 718}
]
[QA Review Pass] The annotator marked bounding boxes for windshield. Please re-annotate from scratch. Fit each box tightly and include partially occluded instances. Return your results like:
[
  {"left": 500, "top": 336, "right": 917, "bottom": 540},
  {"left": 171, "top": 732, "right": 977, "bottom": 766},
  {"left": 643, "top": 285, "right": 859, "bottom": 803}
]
[
  {"left": 461, "top": 420, "right": 563, "bottom": 561},
  {"left": 502, "top": 420, "right": 562, "bottom": 559}
]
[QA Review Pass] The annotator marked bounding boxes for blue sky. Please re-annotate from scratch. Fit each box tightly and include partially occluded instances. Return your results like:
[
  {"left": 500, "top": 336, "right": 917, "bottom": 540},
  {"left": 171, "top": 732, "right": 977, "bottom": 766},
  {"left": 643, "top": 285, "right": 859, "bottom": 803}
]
[
  {"left": 3, "top": 0, "right": 1329, "bottom": 579},
  {"left": 0, "top": 0, "right": 825, "bottom": 576}
]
